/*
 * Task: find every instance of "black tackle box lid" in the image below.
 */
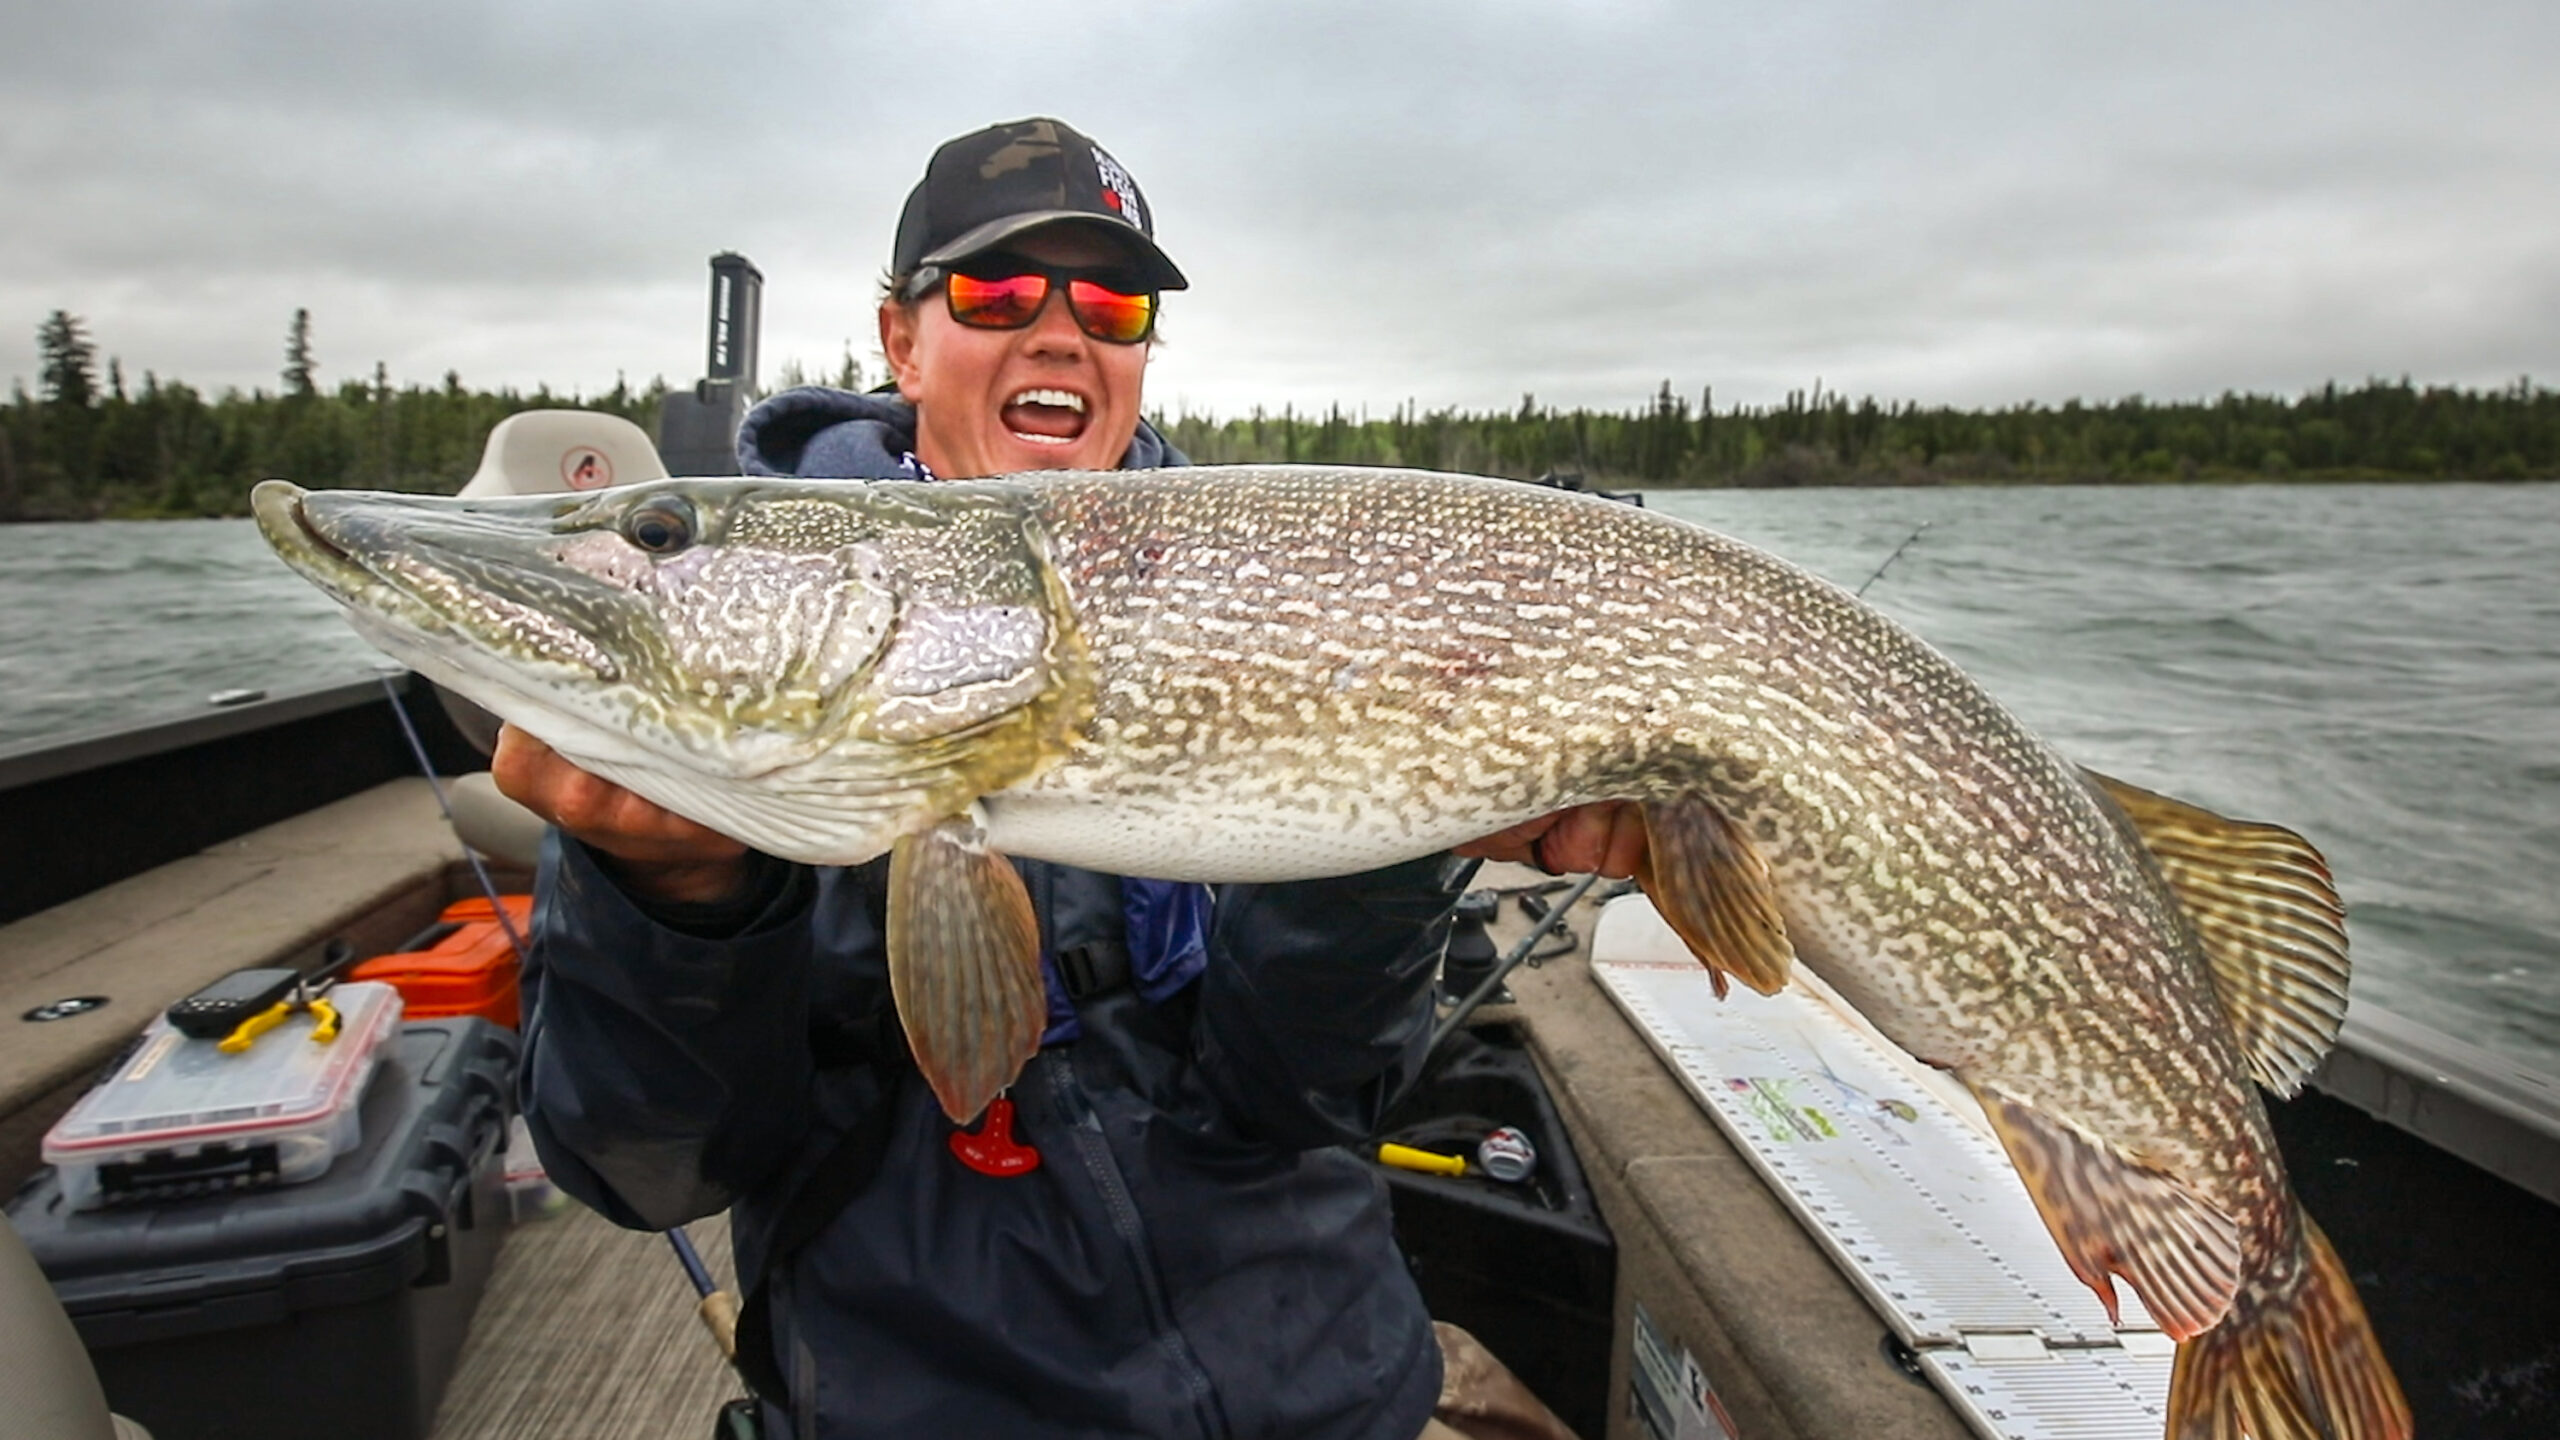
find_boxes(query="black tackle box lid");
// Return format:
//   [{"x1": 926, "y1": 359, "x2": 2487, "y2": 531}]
[{"x1": 7, "y1": 1019, "x2": 517, "y2": 1348}]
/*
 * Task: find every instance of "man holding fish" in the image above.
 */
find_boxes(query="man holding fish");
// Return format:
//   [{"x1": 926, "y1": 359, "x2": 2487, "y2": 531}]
[
  {"x1": 496, "y1": 118, "x2": 1591, "y2": 1439},
  {"x1": 254, "y1": 111, "x2": 2413, "y2": 1435}
]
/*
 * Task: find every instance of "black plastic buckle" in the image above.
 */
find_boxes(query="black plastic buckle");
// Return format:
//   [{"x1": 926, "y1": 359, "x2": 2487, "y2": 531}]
[
  {"x1": 714, "y1": 1397, "x2": 766, "y2": 1439},
  {"x1": 1056, "y1": 941, "x2": 1133, "y2": 1000}
]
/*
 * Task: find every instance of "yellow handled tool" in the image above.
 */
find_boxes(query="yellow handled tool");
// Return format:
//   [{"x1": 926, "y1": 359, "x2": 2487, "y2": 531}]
[
  {"x1": 217, "y1": 987, "x2": 342, "y2": 1053},
  {"x1": 218, "y1": 1000, "x2": 294, "y2": 1054},
  {"x1": 1376, "y1": 1143, "x2": 1467, "y2": 1178}
]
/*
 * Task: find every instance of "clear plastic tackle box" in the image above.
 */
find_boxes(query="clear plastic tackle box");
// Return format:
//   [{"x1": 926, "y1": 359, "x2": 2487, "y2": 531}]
[{"x1": 42, "y1": 980, "x2": 404, "y2": 1209}]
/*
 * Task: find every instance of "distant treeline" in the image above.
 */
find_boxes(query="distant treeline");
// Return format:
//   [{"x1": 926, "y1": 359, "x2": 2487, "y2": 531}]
[
  {"x1": 1162, "y1": 377, "x2": 2560, "y2": 486},
  {"x1": 5, "y1": 308, "x2": 2553, "y2": 520},
  {"x1": 1, "y1": 310, "x2": 660, "y2": 520}
]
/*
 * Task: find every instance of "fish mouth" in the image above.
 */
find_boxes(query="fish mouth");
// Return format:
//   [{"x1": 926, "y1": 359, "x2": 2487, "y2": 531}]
[
  {"x1": 252, "y1": 479, "x2": 622, "y2": 681},
  {"x1": 252, "y1": 480, "x2": 377, "y2": 601}
]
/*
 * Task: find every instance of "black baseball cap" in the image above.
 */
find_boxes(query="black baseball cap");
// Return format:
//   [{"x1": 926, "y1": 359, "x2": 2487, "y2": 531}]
[{"x1": 891, "y1": 117, "x2": 1187, "y2": 293}]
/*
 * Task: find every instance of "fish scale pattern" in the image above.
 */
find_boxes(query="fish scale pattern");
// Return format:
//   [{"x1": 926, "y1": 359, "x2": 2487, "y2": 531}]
[
  {"x1": 996, "y1": 466, "x2": 2283, "y2": 1317},
  {"x1": 256, "y1": 465, "x2": 2409, "y2": 1436}
]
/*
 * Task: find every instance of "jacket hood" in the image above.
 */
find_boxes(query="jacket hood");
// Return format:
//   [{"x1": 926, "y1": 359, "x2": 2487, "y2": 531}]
[{"x1": 736, "y1": 385, "x2": 1187, "y2": 479}]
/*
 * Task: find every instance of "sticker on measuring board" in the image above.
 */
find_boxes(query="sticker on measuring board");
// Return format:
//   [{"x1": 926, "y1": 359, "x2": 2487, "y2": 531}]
[{"x1": 1630, "y1": 1302, "x2": 1739, "y2": 1440}]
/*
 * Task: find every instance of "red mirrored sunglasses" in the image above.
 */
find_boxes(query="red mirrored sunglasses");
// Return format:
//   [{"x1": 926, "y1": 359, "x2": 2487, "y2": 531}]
[{"x1": 903, "y1": 260, "x2": 1159, "y2": 345}]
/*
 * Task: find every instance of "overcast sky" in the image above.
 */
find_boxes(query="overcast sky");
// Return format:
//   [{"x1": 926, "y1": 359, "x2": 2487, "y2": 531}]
[{"x1": 4, "y1": 1, "x2": 2555, "y2": 418}]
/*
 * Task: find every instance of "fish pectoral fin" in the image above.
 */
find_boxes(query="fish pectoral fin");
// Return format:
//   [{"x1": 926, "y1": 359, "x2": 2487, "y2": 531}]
[
  {"x1": 887, "y1": 814, "x2": 1047, "y2": 1124},
  {"x1": 2082, "y1": 768, "x2": 2351, "y2": 1098},
  {"x1": 1970, "y1": 1081, "x2": 2244, "y2": 1341},
  {"x1": 1637, "y1": 796, "x2": 1795, "y2": 998}
]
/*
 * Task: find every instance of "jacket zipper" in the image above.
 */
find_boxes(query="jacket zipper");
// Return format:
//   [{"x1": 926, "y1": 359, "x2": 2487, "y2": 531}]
[{"x1": 1043, "y1": 1053, "x2": 1231, "y2": 1440}]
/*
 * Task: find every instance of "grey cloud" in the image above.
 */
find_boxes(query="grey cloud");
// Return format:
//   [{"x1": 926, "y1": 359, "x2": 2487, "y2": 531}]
[{"x1": 5, "y1": 1, "x2": 2556, "y2": 416}]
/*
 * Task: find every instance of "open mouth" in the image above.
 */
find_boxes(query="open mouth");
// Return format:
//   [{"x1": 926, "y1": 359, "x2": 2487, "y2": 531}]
[
  {"x1": 252, "y1": 480, "x2": 622, "y2": 680},
  {"x1": 293, "y1": 498, "x2": 357, "y2": 567},
  {"x1": 251, "y1": 480, "x2": 373, "y2": 593},
  {"x1": 1002, "y1": 388, "x2": 1089, "y2": 447}
]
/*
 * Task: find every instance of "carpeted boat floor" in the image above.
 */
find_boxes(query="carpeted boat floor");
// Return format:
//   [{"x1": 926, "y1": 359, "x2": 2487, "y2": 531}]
[{"x1": 431, "y1": 1202, "x2": 745, "y2": 1440}]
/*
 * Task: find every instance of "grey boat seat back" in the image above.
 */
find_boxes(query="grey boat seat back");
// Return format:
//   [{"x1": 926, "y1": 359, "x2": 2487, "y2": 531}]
[
  {"x1": 0, "y1": 1214, "x2": 149, "y2": 1440},
  {"x1": 456, "y1": 409, "x2": 669, "y2": 499},
  {"x1": 447, "y1": 771, "x2": 545, "y2": 870},
  {"x1": 438, "y1": 409, "x2": 671, "y2": 863}
]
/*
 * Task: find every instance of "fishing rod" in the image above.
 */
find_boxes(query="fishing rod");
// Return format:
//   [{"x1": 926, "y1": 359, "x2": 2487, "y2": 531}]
[
  {"x1": 375, "y1": 669, "x2": 530, "y2": 958},
  {"x1": 1428, "y1": 872, "x2": 1624, "y2": 1055},
  {"x1": 666, "y1": 1226, "x2": 743, "y2": 1363},
  {"x1": 377, "y1": 668, "x2": 768, "y2": 1418},
  {"x1": 667, "y1": 1226, "x2": 767, "y2": 1439},
  {"x1": 1854, "y1": 520, "x2": 1933, "y2": 599}
]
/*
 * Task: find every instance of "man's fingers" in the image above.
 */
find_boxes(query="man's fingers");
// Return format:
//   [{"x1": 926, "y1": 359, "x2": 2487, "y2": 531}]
[
  {"x1": 1541, "y1": 805, "x2": 1610, "y2": 876},
  {"x1": 489, "y1": 724, "x2": 552, "y2": 812},
  {"x1": 1450, "y1": 813, "x2": 1559, "y2": 866},
  {"x1": 1455, "y1": 802, "x2": 1650, "y2": 878},
  {"x1": 602, "y1": 785, "x2": 735, "y2": 847},
  {"x1": 1535, "y1": 803, "x2": 1647, "y2": 880},
  {"x1": 1599, "y1": 805, "x2": 1649, "y2": 881},
  {"x1": 489, "y1": 723, "x2": 746, "y2": 863}
]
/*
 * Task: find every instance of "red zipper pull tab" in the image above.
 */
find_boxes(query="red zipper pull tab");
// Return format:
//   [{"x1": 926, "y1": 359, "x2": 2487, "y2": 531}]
[{"x1": 949, "y1": 1095, "x2": 1041, "y2": 1177}]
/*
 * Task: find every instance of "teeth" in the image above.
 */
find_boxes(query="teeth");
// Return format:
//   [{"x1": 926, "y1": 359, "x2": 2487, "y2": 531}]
[{"x1": 1009, "y1": 388, "x2": 1086, "y2": 413}]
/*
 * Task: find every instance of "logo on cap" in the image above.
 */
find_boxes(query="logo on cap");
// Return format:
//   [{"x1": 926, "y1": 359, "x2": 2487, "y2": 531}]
[{"x1": 1091, "y1": 146, "x2": 1144, "y2": 232}]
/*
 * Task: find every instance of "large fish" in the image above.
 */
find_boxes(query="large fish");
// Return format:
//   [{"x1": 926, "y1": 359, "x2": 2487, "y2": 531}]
[{"x1": 255, "y1": 467, "x2": 2405, "y2": 1439}]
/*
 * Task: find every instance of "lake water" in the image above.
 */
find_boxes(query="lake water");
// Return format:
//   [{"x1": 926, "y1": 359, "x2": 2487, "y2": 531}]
[{"x1": 0, "y1": 483, "x2": 2553, "y2": 1075}]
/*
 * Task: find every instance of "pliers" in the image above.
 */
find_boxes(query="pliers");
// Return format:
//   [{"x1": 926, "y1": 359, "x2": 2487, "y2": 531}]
[{"x1": 218, "y1": 976, "x2": 341, "y2": 1053}]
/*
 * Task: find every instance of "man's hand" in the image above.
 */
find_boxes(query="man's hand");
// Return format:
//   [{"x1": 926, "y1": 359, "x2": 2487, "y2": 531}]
[
  {"x1": 491, "y1": 724, "x2": 752, "y2": 905},
  {"x1": 1455, "y1": 801, "x2": 1647, "y2": 880}
]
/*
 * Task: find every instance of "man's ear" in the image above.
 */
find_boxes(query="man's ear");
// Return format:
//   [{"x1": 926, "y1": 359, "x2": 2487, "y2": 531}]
[{"x1": 878, "y1": 302, "x2": 923, "y2": 401}]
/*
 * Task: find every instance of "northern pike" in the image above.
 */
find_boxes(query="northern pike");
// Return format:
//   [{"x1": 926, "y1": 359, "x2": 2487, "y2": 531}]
[{"x1": 254, "y1": 467, "x2": 2407, "y2": 1439}]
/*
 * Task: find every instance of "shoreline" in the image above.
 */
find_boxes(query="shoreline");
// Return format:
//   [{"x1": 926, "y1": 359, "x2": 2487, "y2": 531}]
[{"x1": 4, "y1": 468, "x2": 2554, "y2": 523}]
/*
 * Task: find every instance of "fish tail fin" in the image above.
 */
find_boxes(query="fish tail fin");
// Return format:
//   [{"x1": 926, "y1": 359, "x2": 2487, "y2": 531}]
[{"x1": 2167, "y1": 1209, "x2": 2411, "y2": 1440}]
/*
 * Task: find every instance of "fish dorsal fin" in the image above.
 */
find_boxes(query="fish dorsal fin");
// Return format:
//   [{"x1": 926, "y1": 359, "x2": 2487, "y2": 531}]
[
  {"x1": 2084, "y1": 769, "x2": 2351, "y2": 1099},
  {"x1": 1636, "y1": 796, "x2": 1795, "y2": 998},
  {"x1": 887, "y1": 811, "x2": 1048, "y2": 1123},
  {"x1": 1971, "y1": 1082, "x2": 2244, "y2": 1341}
]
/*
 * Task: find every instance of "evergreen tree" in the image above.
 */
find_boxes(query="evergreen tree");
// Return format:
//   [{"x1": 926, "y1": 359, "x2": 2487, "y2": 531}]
[
  {"x1": 36, "y1": 310, "x2": 98, "y2": 409},
  {"x1": 283, "y1": 308, "x2": 317, "y2": 397}
]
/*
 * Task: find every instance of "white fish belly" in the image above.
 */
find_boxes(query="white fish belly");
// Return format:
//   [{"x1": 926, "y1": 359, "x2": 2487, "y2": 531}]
[{"x1": 981, "y1": 790, "x2": 1520, "y2": 883}]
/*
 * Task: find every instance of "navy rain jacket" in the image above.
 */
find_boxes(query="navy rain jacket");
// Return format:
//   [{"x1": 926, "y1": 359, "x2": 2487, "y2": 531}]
[{"x1": 521, "y1": 387, "x2": 1462, "y2": 1440}]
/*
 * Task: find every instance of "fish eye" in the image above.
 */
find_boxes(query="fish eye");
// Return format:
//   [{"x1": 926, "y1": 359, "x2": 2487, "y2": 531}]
[{"x1": 623, "y1": 498, "x2": 697, "y2": 555}]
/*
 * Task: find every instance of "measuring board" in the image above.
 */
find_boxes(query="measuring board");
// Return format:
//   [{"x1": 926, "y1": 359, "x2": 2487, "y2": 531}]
[{"x1": 1590, "y1": 895, "x2": 2175, "y2": 1440}]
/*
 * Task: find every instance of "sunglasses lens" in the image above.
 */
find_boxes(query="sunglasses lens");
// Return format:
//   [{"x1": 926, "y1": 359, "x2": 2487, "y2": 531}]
[
  {"x1": 1067, "y1": 279, "x2": 1156, "y2": 343},
  {"x1": 946, "y1": 271, "x2": 1049, "y2": 329}
]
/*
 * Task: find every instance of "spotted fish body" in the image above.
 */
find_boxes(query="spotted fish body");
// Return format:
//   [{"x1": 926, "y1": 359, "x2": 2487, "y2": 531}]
[{"x1": 253, "y1": 467, "x2": 2406, "y2": 1440}]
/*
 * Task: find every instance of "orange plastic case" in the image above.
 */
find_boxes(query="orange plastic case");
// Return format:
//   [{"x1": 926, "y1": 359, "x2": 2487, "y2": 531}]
[{"x1": 350, "y1": 895, "x2": 530, "y2": 1029}]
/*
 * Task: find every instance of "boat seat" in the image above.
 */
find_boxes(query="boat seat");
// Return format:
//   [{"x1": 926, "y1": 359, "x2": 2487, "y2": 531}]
[
  {"x1": 436, "y1": 409, "x2": 666, "y2": 866},
  {"x1": 0, "y1": 1215, "x2": 149, "y2": 1440},
  {"x1": 456, "y1": 409, "x2": 670, "y2": 499},
  {"x1": 447, "y1": 771, "x2": 545, "y2": 871},
  {"x1": 440, "y1": 408, "x2": 672, "y2": 756}
]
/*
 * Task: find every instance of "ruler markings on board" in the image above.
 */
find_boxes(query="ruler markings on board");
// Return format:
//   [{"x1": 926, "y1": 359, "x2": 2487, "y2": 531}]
[{"x1": 1589, "y1": 897, "x2": 2174, "y2": 1440}]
